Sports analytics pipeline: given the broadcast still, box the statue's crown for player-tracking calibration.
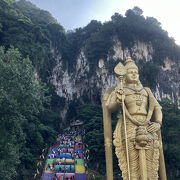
[124,57,138,70]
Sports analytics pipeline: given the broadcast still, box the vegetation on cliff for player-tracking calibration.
[1,1,180,86]
[0,0,66,81]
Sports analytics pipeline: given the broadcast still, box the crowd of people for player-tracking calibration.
[42,129,88,180]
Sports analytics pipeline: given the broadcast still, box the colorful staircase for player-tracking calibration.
[42,130,87,180]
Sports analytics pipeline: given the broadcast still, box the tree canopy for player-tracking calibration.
[0,46,62,179]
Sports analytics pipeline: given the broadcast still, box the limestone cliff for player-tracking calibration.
[50,39,180,119]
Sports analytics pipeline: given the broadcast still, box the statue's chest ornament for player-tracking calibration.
[135,93,143,106]
[126,87,144,106]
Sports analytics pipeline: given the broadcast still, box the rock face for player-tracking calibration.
[50,39,180,119]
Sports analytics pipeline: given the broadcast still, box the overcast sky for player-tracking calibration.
[28,0,180,45]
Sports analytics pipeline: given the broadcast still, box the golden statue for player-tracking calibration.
[102,57,167,180]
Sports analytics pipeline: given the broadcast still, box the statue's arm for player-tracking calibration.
[146,88,162,132]
[106,90,121,113]
[102,88,116,179]
[147,106,162,132]
[153,106,162,125]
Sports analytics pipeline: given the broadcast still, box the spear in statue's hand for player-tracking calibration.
[114,62,131,180]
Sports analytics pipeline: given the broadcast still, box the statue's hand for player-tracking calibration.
[115,88,124,103]
[147,122,160,133]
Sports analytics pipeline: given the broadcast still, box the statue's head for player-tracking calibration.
[124,57,141,86]
[114,57,142,87]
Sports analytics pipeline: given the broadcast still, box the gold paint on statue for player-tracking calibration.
[102,57,167,180]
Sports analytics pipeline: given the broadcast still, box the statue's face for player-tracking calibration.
[126,68,139,84]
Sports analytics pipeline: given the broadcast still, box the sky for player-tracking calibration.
[28,0,180,45]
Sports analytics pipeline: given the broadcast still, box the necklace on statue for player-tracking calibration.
[125,86,144,93]
[126,86,144,107]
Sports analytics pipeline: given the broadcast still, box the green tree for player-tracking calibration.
[139,61,160,89]
[160,99,180,180]
[132,6,143,16]
[0,46,60,179]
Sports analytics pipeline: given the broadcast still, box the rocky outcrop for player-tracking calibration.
[112,39,153,62]
[50,39,180,119]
